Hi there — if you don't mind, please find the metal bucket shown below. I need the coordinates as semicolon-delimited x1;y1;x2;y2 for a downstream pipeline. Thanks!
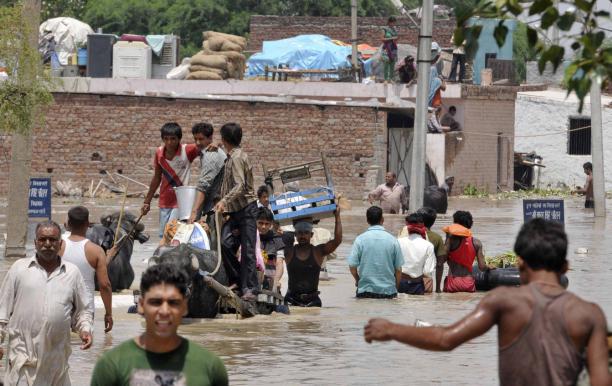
174;186;197;221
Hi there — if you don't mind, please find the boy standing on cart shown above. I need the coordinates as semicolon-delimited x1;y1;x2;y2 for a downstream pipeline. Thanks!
215;123;259;302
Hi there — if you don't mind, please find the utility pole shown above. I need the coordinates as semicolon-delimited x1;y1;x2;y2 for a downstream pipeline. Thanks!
351;0;359;76
4;0;40;258
590;78;606;217
409;0;433;211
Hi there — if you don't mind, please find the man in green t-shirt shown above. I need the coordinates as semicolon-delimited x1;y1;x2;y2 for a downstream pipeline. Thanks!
417;207;447;293
90;264;228;386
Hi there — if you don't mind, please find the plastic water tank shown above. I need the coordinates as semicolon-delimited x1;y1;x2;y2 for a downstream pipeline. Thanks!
112;41;152;79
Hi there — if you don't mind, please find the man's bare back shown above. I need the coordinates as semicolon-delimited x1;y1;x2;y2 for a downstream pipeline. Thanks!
487;283;604;350
364;218;611;385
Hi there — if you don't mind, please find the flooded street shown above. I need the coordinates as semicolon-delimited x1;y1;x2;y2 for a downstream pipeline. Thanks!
1;196;611;385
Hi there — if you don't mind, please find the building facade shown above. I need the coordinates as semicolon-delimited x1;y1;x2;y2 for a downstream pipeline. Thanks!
515;89;612;191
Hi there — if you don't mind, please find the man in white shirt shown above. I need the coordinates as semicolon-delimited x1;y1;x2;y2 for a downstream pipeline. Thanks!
0;221;93;385
397;213;436;295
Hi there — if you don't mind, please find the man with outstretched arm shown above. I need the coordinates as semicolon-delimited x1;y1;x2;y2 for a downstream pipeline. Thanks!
364;218;611;386
274;208;342;307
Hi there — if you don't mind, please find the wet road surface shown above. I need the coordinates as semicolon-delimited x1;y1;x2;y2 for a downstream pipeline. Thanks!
1;196;610;385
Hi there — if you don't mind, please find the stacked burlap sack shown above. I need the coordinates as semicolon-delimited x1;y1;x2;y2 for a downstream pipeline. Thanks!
187;31;247;80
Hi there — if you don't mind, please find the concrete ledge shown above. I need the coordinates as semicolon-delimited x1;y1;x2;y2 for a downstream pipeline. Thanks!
55;77;420;109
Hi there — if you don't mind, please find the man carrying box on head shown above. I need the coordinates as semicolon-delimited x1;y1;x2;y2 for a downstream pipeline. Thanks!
274;209;342;307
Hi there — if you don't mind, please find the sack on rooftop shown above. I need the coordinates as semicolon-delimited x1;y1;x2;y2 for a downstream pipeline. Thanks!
202;46;245;61
221;40;243;52
190;53;228;70
186;70;223;81
189;65;227;77
202;31;247;50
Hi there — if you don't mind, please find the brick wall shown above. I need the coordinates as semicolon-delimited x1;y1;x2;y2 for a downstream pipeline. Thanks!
0;94;387;200
248;15;456;52
446;98;515;194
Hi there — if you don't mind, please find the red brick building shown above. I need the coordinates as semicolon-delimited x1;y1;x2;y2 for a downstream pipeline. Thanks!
0;79;537;199
247;15;457;52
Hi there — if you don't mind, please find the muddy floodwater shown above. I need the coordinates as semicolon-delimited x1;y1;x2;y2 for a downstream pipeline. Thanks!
1;196;611;385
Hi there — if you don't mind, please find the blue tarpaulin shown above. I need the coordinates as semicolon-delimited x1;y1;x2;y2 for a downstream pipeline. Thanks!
246;34;352;78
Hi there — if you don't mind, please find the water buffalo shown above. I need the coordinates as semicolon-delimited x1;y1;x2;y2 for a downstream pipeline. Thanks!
151;243;228;318
86;211;149;292
402;166;452;214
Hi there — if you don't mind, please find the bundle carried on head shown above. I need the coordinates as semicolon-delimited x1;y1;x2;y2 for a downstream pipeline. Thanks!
187;31;247;80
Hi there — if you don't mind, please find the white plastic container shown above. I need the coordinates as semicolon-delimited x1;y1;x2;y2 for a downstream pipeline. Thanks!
112;41;152;79
174;186;197;221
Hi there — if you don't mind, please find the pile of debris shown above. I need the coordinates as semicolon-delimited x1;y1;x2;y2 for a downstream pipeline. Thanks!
187;31;247;80
54;169;150;198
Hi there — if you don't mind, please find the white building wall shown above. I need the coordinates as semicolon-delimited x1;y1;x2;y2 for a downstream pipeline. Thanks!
515;90;612;190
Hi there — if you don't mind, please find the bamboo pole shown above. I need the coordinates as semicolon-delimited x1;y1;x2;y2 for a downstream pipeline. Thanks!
112;187;128;246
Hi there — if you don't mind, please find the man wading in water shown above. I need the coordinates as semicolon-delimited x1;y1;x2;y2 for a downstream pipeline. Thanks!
575;161;594;209
364;218;611;386
275;209;342;307
441;210;491;292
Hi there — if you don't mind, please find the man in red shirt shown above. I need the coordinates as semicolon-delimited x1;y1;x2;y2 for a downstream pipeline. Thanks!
142;123;200;237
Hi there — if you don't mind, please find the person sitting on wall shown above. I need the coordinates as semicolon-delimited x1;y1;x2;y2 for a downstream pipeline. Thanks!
275;209;342;307
440;106;461;131
398;55;417;85
427;107;451;134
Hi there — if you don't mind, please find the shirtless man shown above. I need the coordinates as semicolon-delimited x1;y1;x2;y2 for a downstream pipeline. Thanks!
441;210;490;293
274;209;342;307
364;218;611;386
60;206;113;332
576;161;594;209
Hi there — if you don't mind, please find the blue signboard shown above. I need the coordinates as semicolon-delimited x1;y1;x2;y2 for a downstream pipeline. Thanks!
523;199;564;224
28;177;52;219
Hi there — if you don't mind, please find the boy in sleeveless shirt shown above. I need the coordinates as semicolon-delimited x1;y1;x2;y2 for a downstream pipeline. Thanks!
364;218;611;386
275;209;342;307
60;206;114;332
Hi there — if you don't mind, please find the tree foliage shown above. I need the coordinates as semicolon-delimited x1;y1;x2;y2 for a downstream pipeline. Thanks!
0;3;53;135
455;0;611;110
513;21;538;82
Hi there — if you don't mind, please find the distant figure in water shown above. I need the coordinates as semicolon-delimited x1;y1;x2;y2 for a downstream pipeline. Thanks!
575;161;594;209
365;218;611;386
